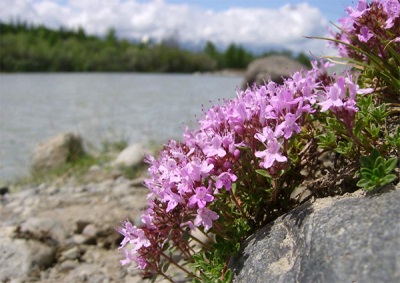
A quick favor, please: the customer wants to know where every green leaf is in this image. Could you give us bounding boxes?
[357,178,374,189]
[370,149,381,161]
[360,155,373,168]
[353,119,365,137]
[336,141,353,155]
[231,182,237,194]
[223,269,233,283]
[255,169,271,179]
[384,157,398,174]
[380,174,397,186]
[375,163,385,177]
[374,156,385,168]
[366,123,380,138]
[161,261,170,273]
[360,167,373,175]
[360,171,373,179]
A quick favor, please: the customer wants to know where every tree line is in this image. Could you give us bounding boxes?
[0,21,311,73]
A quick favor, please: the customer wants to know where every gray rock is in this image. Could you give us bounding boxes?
[242,55,307,88]
[0,172,151,282]
[230,189,400,283]
[32,132,85,171]
[59,259,79,272]
[113,143,148,168]
[81,224,99,245]
[62,263,107,283]
[0,186,9,196]
[20,216,68,244]
[0,238,55,281]
[61,246,81,261]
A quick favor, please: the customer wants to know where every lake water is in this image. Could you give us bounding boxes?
[0,73,243,181]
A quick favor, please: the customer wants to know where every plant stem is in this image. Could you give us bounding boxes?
[177,226,212,250]
[271,177,280,202]
[221,255,231,281]
[160,251,198,279]
[158,270,175,283]
[230,189,248,220]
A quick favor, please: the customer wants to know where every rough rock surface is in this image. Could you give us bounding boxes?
[230,187,400,283]
[0,175,177,283]
[31,132,85,171]
[113,143,149,168]
[242,55,307,88]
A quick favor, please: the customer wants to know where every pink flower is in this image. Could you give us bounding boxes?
[120,249,136,266]
[215,172,238,191]
[186,157,214,182]
[254,126,275,143]
[358,26,374,42]
[319,79,346,112]
[347,0,368,19]
[383,0,400,28]
[164,189,185,212]
[194,207,219,231]
[118,222,151,262]
[132,228,151,251]
[141,210,155,230]
[203,135,226,157]
[189,186,214,208]
[118,221,136,249]
[334,0,399,60]
[255,139,287,169]
[120,250,148,269]
[275,113,302,139]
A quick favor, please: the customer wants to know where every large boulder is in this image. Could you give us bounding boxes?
[242,55,307,88]
[113,143,149,168]
[0,238,55,281]
[230,187,400,282]
[31,132,85,171]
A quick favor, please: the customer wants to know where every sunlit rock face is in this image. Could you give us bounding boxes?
[242,55,307,89]
[230,186,400,283]
[31,132,85,171]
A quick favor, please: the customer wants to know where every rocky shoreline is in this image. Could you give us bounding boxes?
[2,162,398,283]
[0,133,174,283]
[0,174,155,283]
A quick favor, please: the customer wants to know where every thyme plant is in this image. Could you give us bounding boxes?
[117,1,399,282]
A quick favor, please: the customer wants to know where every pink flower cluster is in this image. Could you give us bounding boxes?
[334,0,400,60]
[319,74,373,127]
[117,60,371,274]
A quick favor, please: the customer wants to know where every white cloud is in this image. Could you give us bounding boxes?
[0,0,333,54]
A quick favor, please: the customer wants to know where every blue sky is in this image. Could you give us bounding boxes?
[0,0,356,54]
[165,0,352,21]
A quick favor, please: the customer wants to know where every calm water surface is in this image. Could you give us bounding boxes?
[0,73,243,181]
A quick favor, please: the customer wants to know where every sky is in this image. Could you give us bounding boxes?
[0,0,356,55]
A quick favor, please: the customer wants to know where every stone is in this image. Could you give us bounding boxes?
[62,263,107,283]
[0,238,55,281]
[61,246,81,261]
[31,132,85,171]
[59,259,79,272]
[242,55,307,88]
[82,223,99,237]
[0,186,9,196]
[230,188,400,283]
[32,133,84,170]
[113,143,148,168]
[71,234,90,245]
[19,216,68,244]
[0,169,152,282]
